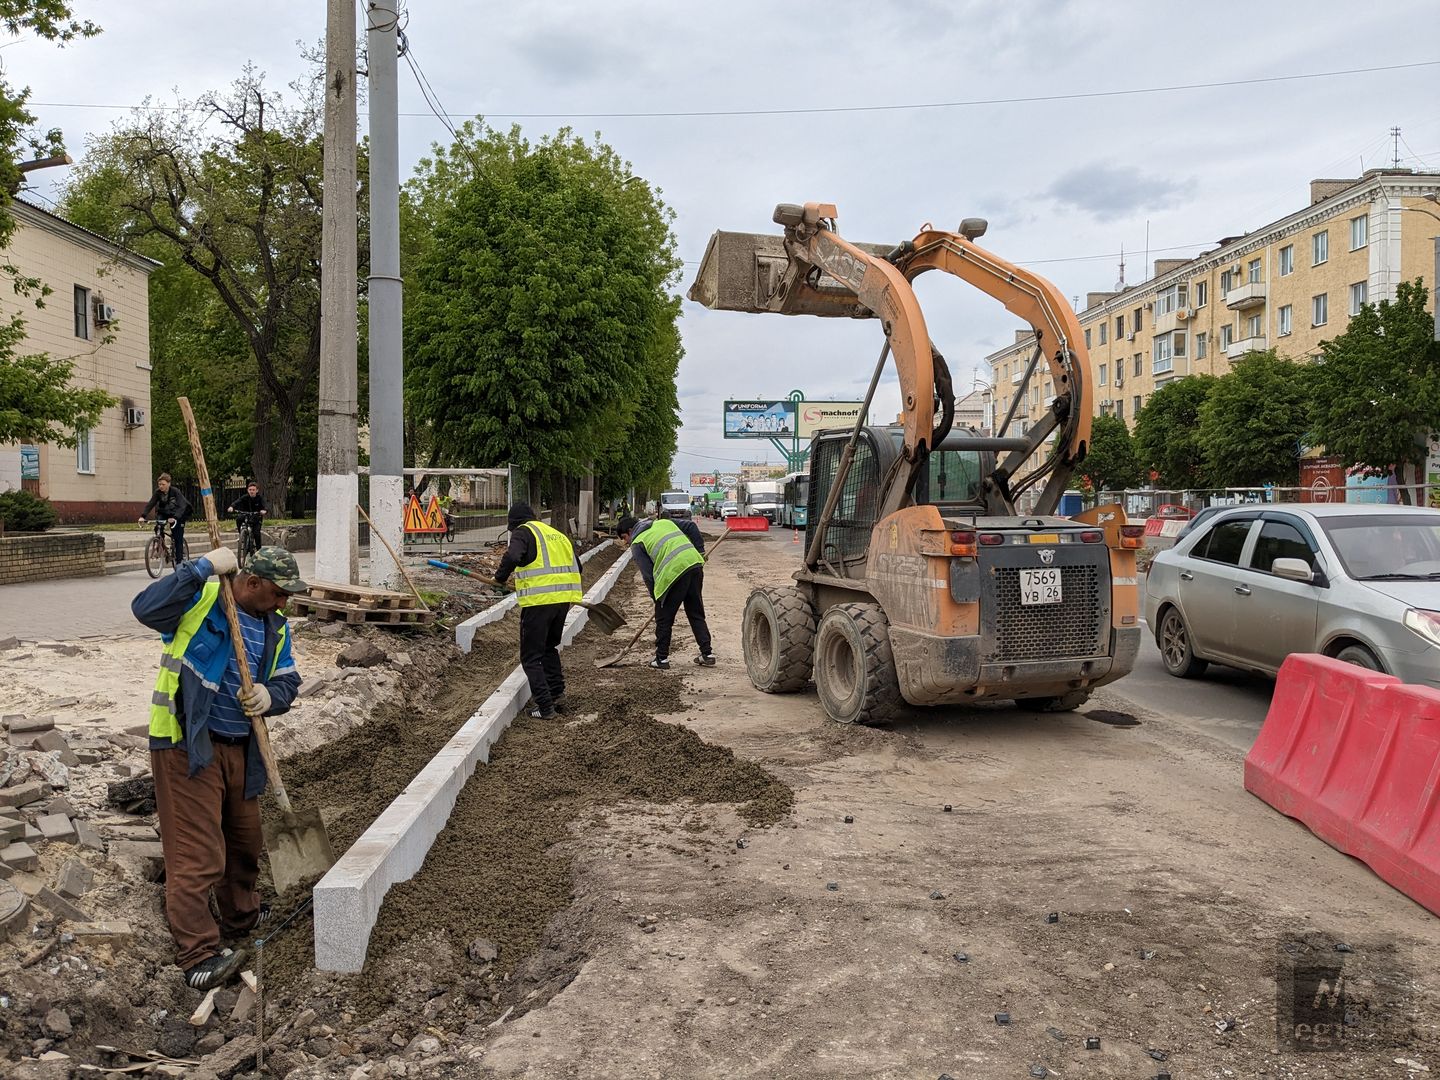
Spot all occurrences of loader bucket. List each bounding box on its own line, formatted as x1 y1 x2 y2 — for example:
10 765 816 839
687 229 892 318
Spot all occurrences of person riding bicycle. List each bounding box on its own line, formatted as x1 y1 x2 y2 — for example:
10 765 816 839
139 473 192 562
227 481 267 557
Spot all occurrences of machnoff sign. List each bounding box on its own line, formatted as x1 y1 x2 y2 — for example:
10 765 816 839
797 401 867 437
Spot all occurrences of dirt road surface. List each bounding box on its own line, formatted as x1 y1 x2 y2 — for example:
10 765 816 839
467 527 1440 1079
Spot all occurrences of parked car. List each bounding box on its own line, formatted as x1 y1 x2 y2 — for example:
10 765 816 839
1145 504 1440 688
1174 504 1228 542
720 501 738 520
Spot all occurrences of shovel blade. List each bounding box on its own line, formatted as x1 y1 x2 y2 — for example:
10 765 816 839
579 600 626 635
263 806 336 894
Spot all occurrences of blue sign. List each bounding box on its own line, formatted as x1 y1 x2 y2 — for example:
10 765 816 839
19 445 39 480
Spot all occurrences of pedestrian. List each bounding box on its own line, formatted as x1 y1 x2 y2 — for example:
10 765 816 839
131 545 307 990
139 472 192 563
493 502 582 719
615 514 715 669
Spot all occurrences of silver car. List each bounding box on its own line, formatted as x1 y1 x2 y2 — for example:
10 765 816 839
1144 504 1440 689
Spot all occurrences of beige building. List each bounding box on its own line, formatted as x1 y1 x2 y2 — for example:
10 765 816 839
0 200 158 522
985 168 1440 462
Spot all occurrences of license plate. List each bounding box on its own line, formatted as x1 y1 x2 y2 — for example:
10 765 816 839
1020 568 1063 605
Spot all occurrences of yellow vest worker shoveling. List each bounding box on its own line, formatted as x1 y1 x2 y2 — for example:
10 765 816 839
494 503 583 719
131 545 306 991
615 515 715 670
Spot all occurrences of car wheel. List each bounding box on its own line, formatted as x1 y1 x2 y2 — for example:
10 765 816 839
1158 607 1209 679
1334 644 1383 672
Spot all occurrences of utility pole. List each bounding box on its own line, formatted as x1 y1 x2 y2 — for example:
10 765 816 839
366 0 404 587
315 0 359 584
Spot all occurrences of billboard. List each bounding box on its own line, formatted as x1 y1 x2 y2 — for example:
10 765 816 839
795 400 867 438
723 400 794 438
740 461 787 481
689 473 717 488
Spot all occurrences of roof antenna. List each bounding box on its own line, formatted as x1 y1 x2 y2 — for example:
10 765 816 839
1114 244 1126 291
1391 126 1402 168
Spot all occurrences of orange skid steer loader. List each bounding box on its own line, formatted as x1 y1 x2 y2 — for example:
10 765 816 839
689 203 1143 724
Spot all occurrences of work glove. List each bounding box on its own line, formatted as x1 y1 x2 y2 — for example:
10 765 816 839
239 683 272 718
205 547 239 577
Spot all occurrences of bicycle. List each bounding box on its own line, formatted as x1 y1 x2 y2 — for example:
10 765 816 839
234 512 264 568
143 519 188 579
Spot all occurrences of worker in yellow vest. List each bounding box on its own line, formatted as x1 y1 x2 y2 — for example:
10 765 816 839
615 515 715 670
494 502 583 718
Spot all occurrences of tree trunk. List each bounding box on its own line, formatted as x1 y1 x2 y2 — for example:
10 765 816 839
267 390 300 515
251 388 274 511
1397 461 1416 506
549 468 579 539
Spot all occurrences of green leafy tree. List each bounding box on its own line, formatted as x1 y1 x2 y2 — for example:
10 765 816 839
1309 279 1440 504
0 2 111 449
1197 349 1311 486
1132 375 1218 488
1081 413 1139 493
405 125 683 527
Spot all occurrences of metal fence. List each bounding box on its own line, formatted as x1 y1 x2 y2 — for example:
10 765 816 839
1093 485 1440 518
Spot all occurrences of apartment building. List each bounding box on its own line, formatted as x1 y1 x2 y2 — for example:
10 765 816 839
0 199 159 522
985 168 1440 443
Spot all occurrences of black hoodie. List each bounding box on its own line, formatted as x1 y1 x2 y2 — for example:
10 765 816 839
494 503 538 587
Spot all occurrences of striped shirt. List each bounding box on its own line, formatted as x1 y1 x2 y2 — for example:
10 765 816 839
208 609 266 738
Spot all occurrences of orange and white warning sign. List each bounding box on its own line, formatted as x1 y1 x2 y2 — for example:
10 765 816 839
403 493 447 534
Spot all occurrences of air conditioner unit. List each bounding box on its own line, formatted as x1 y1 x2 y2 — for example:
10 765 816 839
1114 370 1124 387
1175 307 1192 321
1126 331 1138 341
93 300 116 325
124 407 146 428
1100 399 1114 408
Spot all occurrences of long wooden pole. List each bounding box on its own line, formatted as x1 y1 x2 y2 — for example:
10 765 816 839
177 396 296 816
356 502 428 610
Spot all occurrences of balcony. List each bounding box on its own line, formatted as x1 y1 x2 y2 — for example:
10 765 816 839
1226 334 1267 359
1225 280 1267 310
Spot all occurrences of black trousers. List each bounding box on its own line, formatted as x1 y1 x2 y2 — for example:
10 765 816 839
519 603 569 711
654 567 712 661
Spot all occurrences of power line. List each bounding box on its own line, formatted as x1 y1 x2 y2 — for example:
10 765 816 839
25 58 1440 120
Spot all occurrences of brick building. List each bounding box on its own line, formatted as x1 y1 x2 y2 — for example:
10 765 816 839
0 199 159 522
985 168 1440 455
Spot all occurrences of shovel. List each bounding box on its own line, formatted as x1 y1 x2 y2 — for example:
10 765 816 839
178 397 335 893
427 557 627 634
595 528 733 669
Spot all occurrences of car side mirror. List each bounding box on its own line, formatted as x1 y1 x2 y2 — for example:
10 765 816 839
1271 557 1314 583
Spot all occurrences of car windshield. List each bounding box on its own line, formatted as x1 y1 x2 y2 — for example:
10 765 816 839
1321 514 1440 579
747 493 782 505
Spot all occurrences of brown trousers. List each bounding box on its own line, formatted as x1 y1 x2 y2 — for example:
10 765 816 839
151 743 262 971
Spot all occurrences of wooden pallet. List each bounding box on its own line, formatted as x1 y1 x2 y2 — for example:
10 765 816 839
304 579 413 610
285 595 436 625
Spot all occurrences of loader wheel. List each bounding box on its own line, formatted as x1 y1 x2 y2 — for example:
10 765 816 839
743 586 816 693
813 603 901 726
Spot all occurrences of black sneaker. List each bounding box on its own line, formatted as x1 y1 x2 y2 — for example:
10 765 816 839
693 654 717 667
183 947 249 990
551 694 568 714
648 658 670 670
529 706 557 720
226 902 271 941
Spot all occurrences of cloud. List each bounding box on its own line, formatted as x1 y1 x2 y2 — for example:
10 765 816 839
1043 165 1197 223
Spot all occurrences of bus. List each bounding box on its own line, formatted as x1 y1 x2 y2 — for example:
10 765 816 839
778 471 809 528
737 479 784 523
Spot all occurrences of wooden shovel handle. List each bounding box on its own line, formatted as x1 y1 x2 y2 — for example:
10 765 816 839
177 397 293 814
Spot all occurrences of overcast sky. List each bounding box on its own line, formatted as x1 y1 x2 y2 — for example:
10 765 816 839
9 1 1439 485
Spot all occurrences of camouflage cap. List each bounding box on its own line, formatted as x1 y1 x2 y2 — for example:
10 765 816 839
246 546 308 594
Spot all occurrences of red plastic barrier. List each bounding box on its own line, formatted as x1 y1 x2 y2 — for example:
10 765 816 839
1245 653 1440 915
1142 517 1165 537
725 516 770 532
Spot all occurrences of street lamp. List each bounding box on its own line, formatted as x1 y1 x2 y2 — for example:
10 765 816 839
1400 191 1440 342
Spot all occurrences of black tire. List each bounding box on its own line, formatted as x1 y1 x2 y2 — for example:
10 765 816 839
1027 690 1092 713
238 527 257 568
145 535 163 579
1334 644 1383 672
743 586 816 693
813 602 902 726
1158 606 1208 678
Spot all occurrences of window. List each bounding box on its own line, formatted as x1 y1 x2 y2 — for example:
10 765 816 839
1152 333 1174 374
1155 284 1188 317
73 285 89 340
1312 230 1328 266
1220 324 1233 349
1246 313 1263 339
1279 245 1294 276
1350 281 1368 315
1249 519 1316 573
1133 394 1142 415
75 426 94 475
1194 280 1208 308
1220 269 1234 295
1313 293 1328 327
1098 322 1108 345
1133 354 1142 377
1279 304 1292 336
1084 328 1092 349
1350 215 1368 250
1116 315 1125 339
1115 399 1124 421
1098 363 1107 386
1198 519 1254 565
1133 307 1142 333
1247 258 1262 284
1196 331 1207 359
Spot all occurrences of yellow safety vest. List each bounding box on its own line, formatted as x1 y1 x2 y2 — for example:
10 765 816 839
634 519 705 600
514 521 583 607
148 582 288 742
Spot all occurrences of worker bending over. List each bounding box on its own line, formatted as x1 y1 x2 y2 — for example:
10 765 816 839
615 515 716 670
494 502 582 719
132 546 307 990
